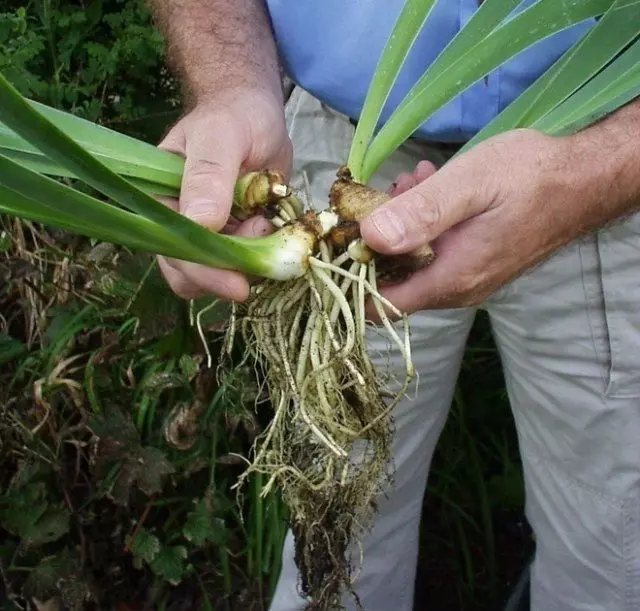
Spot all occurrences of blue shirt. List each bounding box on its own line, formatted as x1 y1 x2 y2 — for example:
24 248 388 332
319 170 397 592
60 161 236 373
266 0 594 143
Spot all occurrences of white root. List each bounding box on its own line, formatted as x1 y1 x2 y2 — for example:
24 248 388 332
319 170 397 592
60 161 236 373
195 298 220 368
368 261 414 379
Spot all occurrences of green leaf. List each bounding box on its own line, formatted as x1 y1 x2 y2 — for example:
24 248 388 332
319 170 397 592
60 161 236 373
349 0 521 179
183 498 227 547
0 153 198 260
89 406 139 444
0 332 27 365
0 72 303 280
22 549 78 602
0 229 10 252
0 482 48 539
533 37 640 135
178 354 201 382
0 99 183 195
0 482 70 546
150 545 188 585
347 0 438 173
360 0 623 180
463 0 640 150
24 506 71 546
90 408 175 505
127 527 161 564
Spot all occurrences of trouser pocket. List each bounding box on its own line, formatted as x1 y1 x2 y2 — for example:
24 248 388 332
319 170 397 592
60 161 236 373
581 212 640 399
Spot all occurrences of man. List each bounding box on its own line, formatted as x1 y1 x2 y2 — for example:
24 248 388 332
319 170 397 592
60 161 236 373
150 1 640 609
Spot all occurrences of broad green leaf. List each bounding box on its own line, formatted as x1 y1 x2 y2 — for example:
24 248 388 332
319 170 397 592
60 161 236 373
127 527 161 564
348 0 438 173
0 482 48 538
362 0 620 180
0 154 195 259
0 73 291 279
0 73 206 255
463 0 640 150
533 38 640 135
183 498 228 547
90 408 176 506
0 481 70 547
22 549 78 602
24 506 70 546
150 545 188 585
0 333 27 365
0 99 183 194
349 0 521 179
0 145 179 196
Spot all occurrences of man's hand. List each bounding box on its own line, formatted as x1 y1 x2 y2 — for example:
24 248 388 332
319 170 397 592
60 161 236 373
148 0 287 302
360 124 640 314
157 89 292 303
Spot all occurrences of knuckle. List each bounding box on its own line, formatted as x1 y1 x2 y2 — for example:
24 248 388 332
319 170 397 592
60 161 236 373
185 158 227 185
180 158 231 208
405 188 442 231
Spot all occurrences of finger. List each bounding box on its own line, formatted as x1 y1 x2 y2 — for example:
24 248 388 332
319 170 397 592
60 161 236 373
367 223 493 317
233 215 274 238
220 217 242 234
179 115 249 231
159 255 251 302
387 172 416 196
413 159 437 182
158 216 272 301
158 126 186 157
360 155 492 255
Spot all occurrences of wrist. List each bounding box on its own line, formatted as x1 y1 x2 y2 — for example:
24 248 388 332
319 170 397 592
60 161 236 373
563 100 640 226
192 80 284 112
152 0 284 109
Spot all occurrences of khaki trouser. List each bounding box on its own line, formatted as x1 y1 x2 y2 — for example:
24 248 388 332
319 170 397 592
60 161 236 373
270 88 640 611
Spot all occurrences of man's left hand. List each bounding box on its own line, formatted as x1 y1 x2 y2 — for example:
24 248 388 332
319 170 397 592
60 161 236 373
360 128 613 313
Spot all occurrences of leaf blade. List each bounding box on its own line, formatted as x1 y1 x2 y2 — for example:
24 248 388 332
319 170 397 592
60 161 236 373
462 0 640 150
362 0 620 180
347 0 438 178
0 99 183 193
534 38 640 134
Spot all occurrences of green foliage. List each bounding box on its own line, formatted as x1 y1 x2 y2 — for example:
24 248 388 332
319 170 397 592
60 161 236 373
149 544 189 585
0 3 285 581
0 479 70 547
183 498 227 547
0 239 289 607
0 332 26 364
0 0 176 128
22 549 79 602
90 407 176 505
127 527 161 565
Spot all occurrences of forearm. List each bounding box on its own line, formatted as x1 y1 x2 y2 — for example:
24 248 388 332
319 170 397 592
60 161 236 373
567 98 640 227
149 0 283 105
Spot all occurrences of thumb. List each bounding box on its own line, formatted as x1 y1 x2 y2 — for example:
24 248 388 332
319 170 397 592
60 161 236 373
360 158 489 255
178 114 248 231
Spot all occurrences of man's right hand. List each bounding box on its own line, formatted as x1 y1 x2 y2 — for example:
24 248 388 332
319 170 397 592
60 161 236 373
157 88 292 302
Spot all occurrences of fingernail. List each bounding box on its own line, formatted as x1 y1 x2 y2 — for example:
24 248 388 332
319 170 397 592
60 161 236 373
370 208 406 247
